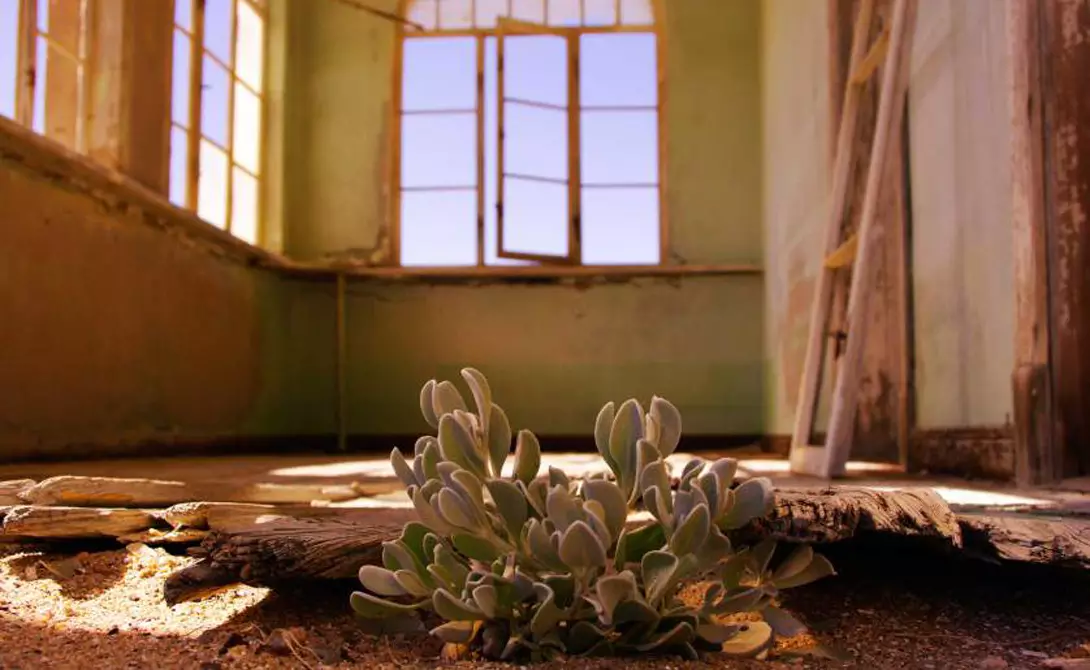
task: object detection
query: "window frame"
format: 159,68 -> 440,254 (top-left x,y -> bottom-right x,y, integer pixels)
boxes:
391,0 -> 668,270
171,0 -> 269,244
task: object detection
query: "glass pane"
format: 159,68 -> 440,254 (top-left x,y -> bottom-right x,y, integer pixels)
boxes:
484,37 -> 530,267
236,0 -> 263,90
0,0 -> 18,119
198,139 -> 229,228
36,0 -> 47,33
406,0 -> 437,31
581,33 -> 656,107
581,187 -> 658,264
547,0 -> 580,26
619,0 -> 653,26
400,191 -> 477,267
401,113 -> 476,188
439,0 -> 472,29
169,126 -> 189,207
502,177 -> 567,257
582,0 -> 617,26
204,0 -> 234,65
510,0 -> 544,23
200,55 -> 230,147
475,0 -> 507,28
581,110 -> 657,185
504,102 -> 567,181
171,29 -> 191,126
231,166 -> 259,244
232,81 -> 261,174
175,0 -> 192,30
504,35 -> 566,108
32,37 -> 45,133
402,38 -> 475,112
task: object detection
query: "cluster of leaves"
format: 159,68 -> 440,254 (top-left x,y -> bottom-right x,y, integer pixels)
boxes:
351,368 -> 835,661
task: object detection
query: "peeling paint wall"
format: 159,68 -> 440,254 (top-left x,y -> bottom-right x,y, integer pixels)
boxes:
908,0 -> 1014,429
0,130 -> 336,460
280,0 -> 767,436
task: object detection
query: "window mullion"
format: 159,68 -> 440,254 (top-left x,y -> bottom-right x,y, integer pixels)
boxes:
567,34 -> 581,263
225,0 -> 240,233
186,0 -> 205,210
475,34 -> 485,266
16,0 -> 38,127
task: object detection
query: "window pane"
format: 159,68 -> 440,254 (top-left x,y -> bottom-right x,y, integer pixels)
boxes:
231,166 -> 259,244
504,35 -> 566,108
475,0 -> 507,28
401,113 -> 476,188
175,0 -> 192,30
236,0 -> 263,90
406,0 -> 437,31
36,0 -> 47,33
402,38 -> 475,112
0,0 -> 18,119
172,29 -> 191,126
547,0 -> 580,26
581,110 -> 657,185
504,102 -> 567,181
232,82 -> 261,174
619,0 -> 654,26
439,0 -> 472,29
169,126 -> 189,207
400,191 -> 477,267
483,37 -> 530,267
200,55 -> 230,147
510,0 -> 544,23
502,177 -> 567,257
581,33 -> 656,107
198,139 -> 229,228
581,187 -> 659,264
204,0 -> 234,65
583,0 -> 617,26
32,37 -> 45,133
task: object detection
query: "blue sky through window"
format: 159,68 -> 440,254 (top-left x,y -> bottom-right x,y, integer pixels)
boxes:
0,0 -> 17,120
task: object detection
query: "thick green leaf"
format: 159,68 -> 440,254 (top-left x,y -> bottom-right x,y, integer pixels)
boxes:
594,402 -> 618,472
566,621 -> 608,656
471,584 -> 501,618
391,448 -> 418,489
630,439 -> 662,505
582,499 -> 614,549
399,522 -> 431,566
438,414 -> 486,476
433,588 -> 485,621
512,429 -> 541,486
680,458 -> 705,486
523,478 -> 548,517
488,404 -> 513,477
432,379 -> 468,417
639,460 -> 672,511
708,458 -> 738,493
450,469 -> 487,515
669,502 -> 710,557
641,550 -> 679,606
460,367 -> 492,434
541,574 -> 576,607
611,598 -> 660,627
615,522 -> 666,569
452,533 -> 502,563
548,466 -> 570,489
434,544 -> 470,586
719,621 -> 773,658
395,569 -> 432,597
350,591 -> 423,619
419,380 -> 439,428
773,544 -> 814,583
420,441 -> 441,482
595,571 -> 638,623
437,488 -> 479,530
773,552 -> 836,589
609,399 -> 644,495
712,587 -> 765,615
358,565 -> 406,597
382,541 -> 418,573
558,520 -> 607,569
525,519 -> 562,569
649,396 -> 682,457
748,538 -> 777,577
692,526 -> 732,574
485,479 -> 528,540
582,479 -> 628,542
696,471 -> 721,518
634,621 -> 695,652
718,477 -> 774,530
412,487 -> 452,535
530,583 -> 564,637
431,620 -> 480,645
761,605 -> 808,637
545,485 -> 580,532
696,622 -> 741,645
643,486 -> 673,530
414,435 -> 436,457
716,549 -> 750,589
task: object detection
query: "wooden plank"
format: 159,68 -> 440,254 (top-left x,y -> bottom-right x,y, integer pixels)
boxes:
154,501 -> 409,531
823,231 -> 858,268
1009,0 -> 1057,486
18,476 -> 365,507
959,512 -> 1090,569
850,27 -> 890,85
0,480 -> 36,505
1,505 -> 156,540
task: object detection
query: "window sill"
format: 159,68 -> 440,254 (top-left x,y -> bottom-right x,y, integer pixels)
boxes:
275,261 -> 763,283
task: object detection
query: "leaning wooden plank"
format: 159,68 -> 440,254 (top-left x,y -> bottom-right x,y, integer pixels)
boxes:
117,528 -> 210,545
0,480 -> 36,505
19,475 -> 365,507
162,488 -> 958,604
959,512 -> 1090,569
2,505 -> 156,540
156,501 -> 412,531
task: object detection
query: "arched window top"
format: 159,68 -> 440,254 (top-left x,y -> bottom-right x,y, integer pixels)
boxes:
402,0 -> 657,33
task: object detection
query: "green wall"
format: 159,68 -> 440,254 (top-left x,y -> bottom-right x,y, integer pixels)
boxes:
272,0 -> 766,436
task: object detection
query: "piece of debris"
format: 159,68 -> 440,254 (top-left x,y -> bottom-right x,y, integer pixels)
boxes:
37,555 -> 85,579
1043,660 -> 1090,669
978,656 -> 1009,669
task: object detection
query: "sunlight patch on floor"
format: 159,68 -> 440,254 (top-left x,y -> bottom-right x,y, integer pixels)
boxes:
865,485 -> 1054,508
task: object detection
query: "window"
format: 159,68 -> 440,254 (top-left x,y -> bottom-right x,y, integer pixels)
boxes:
0,0 -> 93,153
397,0 -> 662,268
170,0 -> 266,245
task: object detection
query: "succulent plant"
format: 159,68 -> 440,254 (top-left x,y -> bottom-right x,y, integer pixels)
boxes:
351,368 -> 835,662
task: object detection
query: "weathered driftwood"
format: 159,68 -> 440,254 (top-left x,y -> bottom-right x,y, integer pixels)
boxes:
155,501 -> 391,531
959,511 -> 1090,569
19,475 -> 365,507
118,528 -> 211,545
1,505 -> 157,540
0,480 -> 36,505
162,488 -> 964,604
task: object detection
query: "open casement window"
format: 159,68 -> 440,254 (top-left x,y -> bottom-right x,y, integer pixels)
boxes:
496,17 -> 579,264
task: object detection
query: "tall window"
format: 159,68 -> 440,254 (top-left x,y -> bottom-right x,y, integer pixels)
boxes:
0,0 -> 93,153
397,0 -> 662,268
170,0 -> 266,245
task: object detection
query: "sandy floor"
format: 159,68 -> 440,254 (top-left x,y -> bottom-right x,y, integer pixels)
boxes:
1,537 -> 1089,669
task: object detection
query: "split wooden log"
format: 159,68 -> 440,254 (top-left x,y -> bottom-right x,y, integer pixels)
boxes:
18,475 -> 371,507
0,480 -> 36,505
162,487 -> 964,604
959,511 -> 1090,569
1,505 -> 158,540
